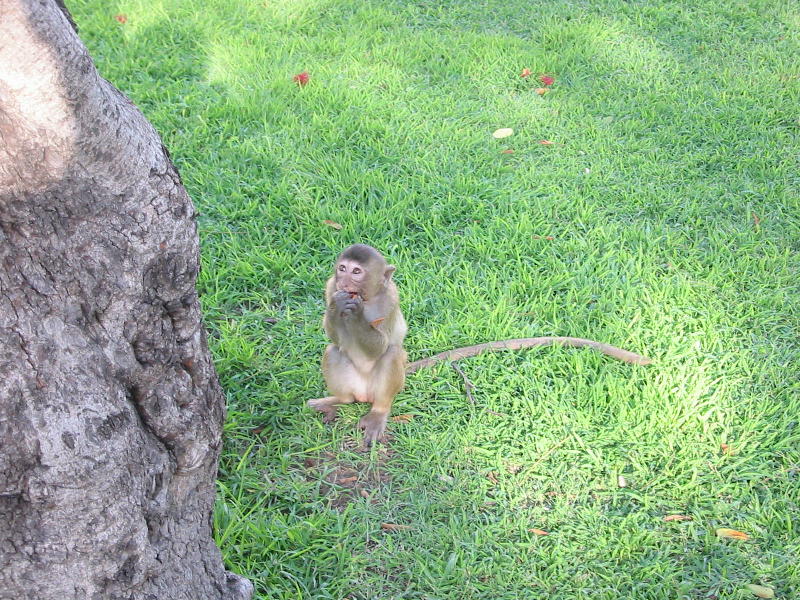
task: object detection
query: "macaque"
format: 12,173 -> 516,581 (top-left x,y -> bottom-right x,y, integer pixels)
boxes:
308,245 -> 653,447
308,244 -> 407,445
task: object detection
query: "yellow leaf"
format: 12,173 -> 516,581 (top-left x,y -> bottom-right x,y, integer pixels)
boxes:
716,528 -> 750,541
492,128 -> 514,139
745,584 -> 775,598
391,414 -> 414,423
528,528 -> 549,536
381,523 -> 411,532
323,219 -> 342,230
535,87 -> 548,95
663,515 -> 692,522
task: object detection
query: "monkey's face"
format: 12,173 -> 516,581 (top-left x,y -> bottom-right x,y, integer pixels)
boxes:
335,259 -> 374,298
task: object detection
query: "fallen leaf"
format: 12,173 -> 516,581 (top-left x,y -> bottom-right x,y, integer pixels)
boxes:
359,489 -> 370,498
535,87 -> 548,95
752,213 -> 761,229
538,140 -> 555,146
745,584 -> 775,598
337,475 -> 357,484
391,414 -> 414,423
520,68 -> 532,78
492,128 -> 514,139
381,523 -> 412,531
532,235 -> 554,240
323,219 -> 342,230
716,528 -> 750,541
486,471 -> 499,485
528,528 -> 549,536
293,71 -> 310,86
539,74 -> 555,86
663,515 -> 692,522
501,149 -> 515,154
114,14 -> 127,23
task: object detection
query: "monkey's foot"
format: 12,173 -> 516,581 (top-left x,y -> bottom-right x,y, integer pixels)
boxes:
308,397 -> 341,424
358,411 -> 389,447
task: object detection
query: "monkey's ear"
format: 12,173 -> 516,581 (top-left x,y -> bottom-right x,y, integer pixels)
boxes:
383,265 -> 396,284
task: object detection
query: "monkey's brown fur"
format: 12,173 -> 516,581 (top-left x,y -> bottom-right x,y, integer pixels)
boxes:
309,244 -> 652,445
307,244 -> 407,445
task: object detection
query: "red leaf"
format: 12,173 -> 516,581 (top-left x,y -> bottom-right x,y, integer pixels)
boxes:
520,68 -> 532,78
539,74 -> 555,86
114,14 -> 128,24
293,71 -> 310,86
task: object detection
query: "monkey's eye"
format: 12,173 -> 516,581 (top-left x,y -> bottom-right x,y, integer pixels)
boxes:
352,267 -> 362,275
338,265 -> 346,272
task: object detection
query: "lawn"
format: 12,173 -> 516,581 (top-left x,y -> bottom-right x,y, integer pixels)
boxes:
69,0 -> 799,598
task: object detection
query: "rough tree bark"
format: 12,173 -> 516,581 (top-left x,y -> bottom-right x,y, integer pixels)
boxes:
0,1 -> 253,598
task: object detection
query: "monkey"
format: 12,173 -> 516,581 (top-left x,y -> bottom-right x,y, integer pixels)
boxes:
307,244 -> 408,446
309,244 -> 652,446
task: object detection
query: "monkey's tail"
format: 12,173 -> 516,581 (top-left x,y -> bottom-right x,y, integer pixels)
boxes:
406,337 -> 652,374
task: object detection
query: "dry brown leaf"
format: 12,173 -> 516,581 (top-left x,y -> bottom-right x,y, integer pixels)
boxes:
323,219 -> 342,230
501,149 -> 515,154
359,489 -> 370,498
532,235 -> 555,240
716,528 -> 750,541
528,528 -> 549,536
337,475 -> 357,484
492,128 -> 514,139
391,414 -> 414,423
663,515 -> 692,522
486,471 -> 499,485
539,139 -> 555,146
721,443 -> 735,455
745,584 -> 775,598
381,523 -> 411,532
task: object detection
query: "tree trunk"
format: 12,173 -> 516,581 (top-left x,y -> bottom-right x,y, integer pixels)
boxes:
0,1 -> 253,598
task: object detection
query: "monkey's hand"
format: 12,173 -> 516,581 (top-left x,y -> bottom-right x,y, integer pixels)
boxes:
358,411 -> 388,446
333,290 -> 364,318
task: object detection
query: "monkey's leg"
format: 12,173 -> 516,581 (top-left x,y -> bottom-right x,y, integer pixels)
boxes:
359,344 -> 407,446
307,396 -> 350,424
308,345 -> 362,424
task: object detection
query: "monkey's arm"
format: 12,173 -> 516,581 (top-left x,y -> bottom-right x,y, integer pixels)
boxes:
406,337 -> 652,373
327,290 -> 390,357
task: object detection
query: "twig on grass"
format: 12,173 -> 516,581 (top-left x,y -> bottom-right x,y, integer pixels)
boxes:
450,361 -> 476,404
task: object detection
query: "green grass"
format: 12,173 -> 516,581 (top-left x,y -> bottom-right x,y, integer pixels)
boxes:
69,0 -> 799,598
